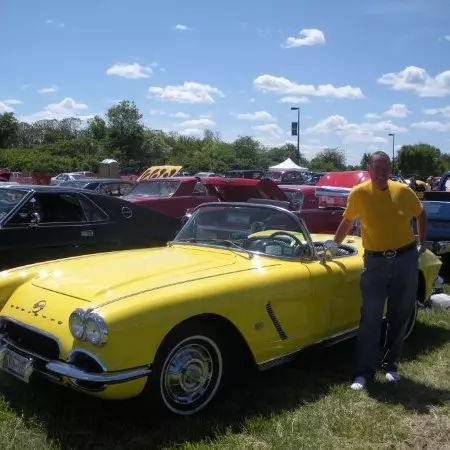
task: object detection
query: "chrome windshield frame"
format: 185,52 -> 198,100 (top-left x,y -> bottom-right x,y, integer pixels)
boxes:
172,201 -> 318,261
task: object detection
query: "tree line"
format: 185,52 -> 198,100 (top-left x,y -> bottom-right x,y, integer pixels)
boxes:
0,100 -> 448,178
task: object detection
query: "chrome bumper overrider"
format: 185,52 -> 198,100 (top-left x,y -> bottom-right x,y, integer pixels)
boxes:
0,338 -> 151,386
46,360 -> 151,384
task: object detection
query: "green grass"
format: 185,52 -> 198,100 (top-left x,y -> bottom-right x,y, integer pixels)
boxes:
0,308 -> 449,450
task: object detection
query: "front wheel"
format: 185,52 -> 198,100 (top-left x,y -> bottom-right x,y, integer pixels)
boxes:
147,328 -> 227,416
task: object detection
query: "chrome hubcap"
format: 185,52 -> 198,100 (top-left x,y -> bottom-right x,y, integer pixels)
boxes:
164,343 -> 214,406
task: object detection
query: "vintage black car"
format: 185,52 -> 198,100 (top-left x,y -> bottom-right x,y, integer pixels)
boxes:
56,178 -> 134,197
0,185 -> 181,270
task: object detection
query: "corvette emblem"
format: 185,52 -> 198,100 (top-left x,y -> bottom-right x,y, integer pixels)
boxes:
32,300 -> 47,314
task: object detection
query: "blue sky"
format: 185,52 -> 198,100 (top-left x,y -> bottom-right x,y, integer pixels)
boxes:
2,0 -> 450,165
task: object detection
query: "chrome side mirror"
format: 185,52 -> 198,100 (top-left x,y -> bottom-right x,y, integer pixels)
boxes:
29,212 -> 41,227
319,240 -> 336,265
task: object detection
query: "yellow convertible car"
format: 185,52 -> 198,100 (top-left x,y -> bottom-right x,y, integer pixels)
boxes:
0,202 -> 443,415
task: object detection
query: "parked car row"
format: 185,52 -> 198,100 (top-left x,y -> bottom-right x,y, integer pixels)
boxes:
0,167 -> 447,418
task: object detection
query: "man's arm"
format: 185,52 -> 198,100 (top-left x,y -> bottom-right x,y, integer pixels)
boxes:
334,218 -> 354,245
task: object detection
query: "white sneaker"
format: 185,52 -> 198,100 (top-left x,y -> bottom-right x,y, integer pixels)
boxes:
350,376 -> 367,390
385,371 -> 401,382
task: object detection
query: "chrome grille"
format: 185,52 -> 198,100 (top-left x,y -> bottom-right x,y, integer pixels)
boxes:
0,318 -> 60,360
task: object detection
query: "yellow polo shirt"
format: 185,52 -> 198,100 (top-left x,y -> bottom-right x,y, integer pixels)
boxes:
343,180 -> 423,251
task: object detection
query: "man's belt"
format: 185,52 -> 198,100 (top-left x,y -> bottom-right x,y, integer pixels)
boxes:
364,241 -> 416,258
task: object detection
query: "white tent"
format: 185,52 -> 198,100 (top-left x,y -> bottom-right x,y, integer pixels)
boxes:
269,158 -> 308,171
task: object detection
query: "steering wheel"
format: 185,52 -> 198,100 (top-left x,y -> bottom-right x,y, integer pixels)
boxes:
269,231 -> 304,247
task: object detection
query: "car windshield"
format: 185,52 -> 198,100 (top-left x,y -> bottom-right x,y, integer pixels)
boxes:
61,180 -> 91,188
0,189 -> 28,220
265,171 -> 283,181
127,180 -> 181,197
174,204 -> 312,259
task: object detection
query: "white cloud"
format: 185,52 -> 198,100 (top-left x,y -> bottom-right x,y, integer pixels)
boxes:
304,115 -> 408,144
365,104 -> 411,119
179,128 -> 204,137
149,109 -> 166,116
440,35 -> 450,41
3,99 -> 21,106
410,121 -> 450,132
423,106 -> 450,117
106,63 -> 152,79
251,123 -> 283,136
171,112 -> 190,118
38,85 -> 59,94
19,97 -> 91,122
254,74 -> 364,99
283,28 -> 326,48
149,82 -> 224,103
45,19 -> 65,28
0,99 -> 22,113
279,96 -> 310,104
0,102 -> 14,113
179,118 -> 215,128
174,24 -> 191,31
234,111 -> 275,121
377,66 -> 450,97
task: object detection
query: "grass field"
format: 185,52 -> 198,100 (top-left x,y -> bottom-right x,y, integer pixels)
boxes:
0,307 -> 449,450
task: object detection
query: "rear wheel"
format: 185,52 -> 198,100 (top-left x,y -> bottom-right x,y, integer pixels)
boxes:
147,327 -> 227,416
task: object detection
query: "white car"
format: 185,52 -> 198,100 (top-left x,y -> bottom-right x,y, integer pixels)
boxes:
49,172 -> 95,185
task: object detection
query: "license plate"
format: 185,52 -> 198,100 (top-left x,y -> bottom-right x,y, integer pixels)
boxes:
0,349 -> 34,383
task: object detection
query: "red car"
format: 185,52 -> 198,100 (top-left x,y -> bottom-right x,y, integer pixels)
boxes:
124,177 -> 288,219
279,184 -> 349,234
317,170 -> 370,188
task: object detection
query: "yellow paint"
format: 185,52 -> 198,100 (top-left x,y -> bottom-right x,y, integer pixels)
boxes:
0,232 -> 441,400
136,165 -> 182,181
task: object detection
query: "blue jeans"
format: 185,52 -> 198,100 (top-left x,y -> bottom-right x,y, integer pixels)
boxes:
355,245 -> 418,380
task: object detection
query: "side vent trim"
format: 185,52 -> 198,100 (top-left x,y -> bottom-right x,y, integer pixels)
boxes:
266,302 -> 288,340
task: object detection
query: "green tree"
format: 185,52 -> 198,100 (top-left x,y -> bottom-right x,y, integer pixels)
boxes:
359,152 -> 371,170
105,100 -> 144,164
231,136 -> 263,170
87,116 -> 107,141
265,143 -> 309,168
0,112 -> 19,148
310,147 -> 346,172
396,143 -> 443,178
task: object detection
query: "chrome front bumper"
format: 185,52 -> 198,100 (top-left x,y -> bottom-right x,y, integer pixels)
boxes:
0,338 -> 151,386
46,360 -> 151,384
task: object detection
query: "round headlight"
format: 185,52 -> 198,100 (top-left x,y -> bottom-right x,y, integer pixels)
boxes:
85,315 -> 108,347
69,309 -> 86,340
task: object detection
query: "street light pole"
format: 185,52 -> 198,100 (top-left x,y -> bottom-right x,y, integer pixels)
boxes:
290,106 -> 301,165
388,132 -> 395,173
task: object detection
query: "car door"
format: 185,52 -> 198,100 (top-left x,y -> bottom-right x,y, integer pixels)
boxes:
263,239 -> 362,352
304,243 -> 362,336
0,192 -> 103,268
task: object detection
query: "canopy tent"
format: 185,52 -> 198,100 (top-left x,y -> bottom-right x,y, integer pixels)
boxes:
269,158 -> 308,171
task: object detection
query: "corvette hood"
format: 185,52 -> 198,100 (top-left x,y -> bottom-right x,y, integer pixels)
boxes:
30,246 -> 259,303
